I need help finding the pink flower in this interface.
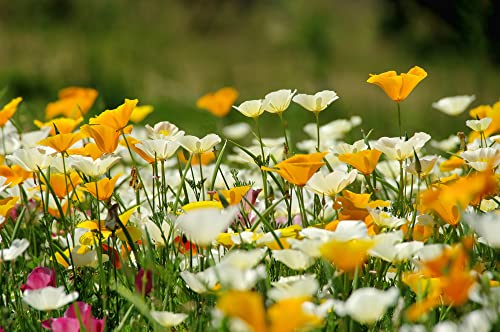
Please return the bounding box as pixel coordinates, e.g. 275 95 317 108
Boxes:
42 302 105 332
21 267 56 292
135 268 153 296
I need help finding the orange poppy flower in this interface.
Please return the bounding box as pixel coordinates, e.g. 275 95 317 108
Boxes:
420 171 497 225
468 102 500 139
82 174 121 201
196 87 239 117
261 152 327 186
0 97 22 127
367 66 427 102
89 98 138 131
119 136 154 164
177 151 215 165
68 143 105 160
80 124 122 154
338 149 382 175
34 117 83 135
0 164 31 186
38 132 84 153
45 87 98 119
40 172 82 199
217 290 320 332
439 155 465 172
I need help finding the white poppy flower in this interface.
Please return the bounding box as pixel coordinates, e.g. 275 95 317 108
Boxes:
211 264 267 291
368 208 406 229
145 121 184 140
264 89 297 114
406 155 438 176
7 147 55 171
219 248 268 270
305 170 357 197
433 321 458 332
68 155 120 177
233 99 267 118
151 311 188 327
333 287 399 324
464 212 500 248
222 122 252 140
432 95 475 116
268 275 319 301
180 270 216 294
272 249 315 270
178 134 221 154
136 139 180 160
20 127 51 148
370 231 424 263
0 238 29 261
373 132 431 161
22 286 79 311
466 118 492 132
293 90 339 113
175 207 238 246
460 147 500 171
431 135 460 151
332 139 367 155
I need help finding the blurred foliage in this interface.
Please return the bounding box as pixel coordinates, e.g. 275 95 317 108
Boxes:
0 0 498 141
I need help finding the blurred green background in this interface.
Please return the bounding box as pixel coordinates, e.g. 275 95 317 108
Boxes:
0 0 498 142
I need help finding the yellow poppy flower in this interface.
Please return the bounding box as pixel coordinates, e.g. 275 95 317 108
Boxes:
338 149 382 175
82 174 121 201
214 185 251 205
0 97 22 127
0 196 19 217
38 132 84 153
89 98 138 131
177 151 216 165
77 207 141 245
367 66 427 102
45 87 98 119
217 291 321 332
34 117 83 135
196 87 239 117
262 152 327 186
129 105 154 123
217 291 266 332
320 238 374 273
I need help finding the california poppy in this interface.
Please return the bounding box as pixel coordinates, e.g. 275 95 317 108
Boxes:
261 152 327 186
0 97 22 127
89 99 138 131
45 87 98 119
367 66 427 102
338 149 382 175
197 87 239 117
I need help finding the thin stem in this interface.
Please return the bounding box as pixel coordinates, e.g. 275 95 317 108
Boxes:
278 113 291 155
397 102 402 138
255 117 270 209
315 112 321 151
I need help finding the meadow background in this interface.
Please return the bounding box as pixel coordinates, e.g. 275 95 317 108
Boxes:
0 0 498 140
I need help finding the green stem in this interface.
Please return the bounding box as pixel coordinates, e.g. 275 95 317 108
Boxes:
397 102 402 138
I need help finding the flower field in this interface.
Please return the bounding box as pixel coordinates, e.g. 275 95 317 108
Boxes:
1 66 500 331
